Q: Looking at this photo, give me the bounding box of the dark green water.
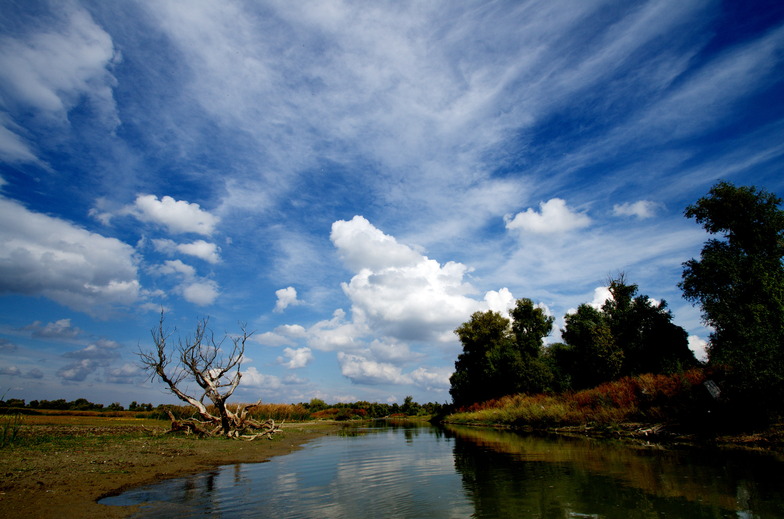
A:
[101,423,784,518]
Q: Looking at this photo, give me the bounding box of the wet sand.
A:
[0,421,342,518]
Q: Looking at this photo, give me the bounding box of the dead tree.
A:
[138,311,281,439]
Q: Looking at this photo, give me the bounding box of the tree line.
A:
[450,182,784,423]
[0,398,155,412]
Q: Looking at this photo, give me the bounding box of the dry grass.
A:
[446,369,708,428]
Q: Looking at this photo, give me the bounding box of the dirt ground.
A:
[0,417,342,518]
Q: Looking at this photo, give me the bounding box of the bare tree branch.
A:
[137,310,275,439]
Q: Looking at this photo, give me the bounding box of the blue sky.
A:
[1,0,783,406]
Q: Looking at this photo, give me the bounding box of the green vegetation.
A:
[449,278,696,407]
[450,298,554,407]
[552,275,697,391]
[680,181,784,421]
[448,181,784,430]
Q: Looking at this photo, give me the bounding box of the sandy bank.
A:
[0,421,342,519]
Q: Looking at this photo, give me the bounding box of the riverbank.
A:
[0,417,343,518]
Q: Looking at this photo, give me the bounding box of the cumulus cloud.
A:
[57,359,101,382]
[153,259,219,306]
[58,339,122,382]
[278,347,313,369]
[240,366,282,389]
[331,216,423,272]
[181,280,219,306]
[0,365,21,376]
[613,200,660,219]
[331,216,499,343]
[337,352,408,386]
[25,318,81,339]
[117,195,218,236]
[0,365,44,379]
[0,197,140,315]
[63,338,121,360]
[274,286,301,313]
[336,351,451,392]
[505,198,591,234]
[105,363,143,384]
[253,324,308,347]
[153,238,221,264]
[588,286,613,310]
[261,217,525,389]
[688,335,708,363]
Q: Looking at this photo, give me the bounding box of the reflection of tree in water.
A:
[447,425,784,518]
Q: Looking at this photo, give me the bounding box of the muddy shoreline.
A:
[0,421,343,519]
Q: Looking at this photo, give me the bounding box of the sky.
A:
[1,0,783,407]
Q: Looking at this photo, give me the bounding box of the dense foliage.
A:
[449,181,784,429]
[450,299,554,407]
[680,181,784,419]
[450,280,696,406]
[553,276,697,391]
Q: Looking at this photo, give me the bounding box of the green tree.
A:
[450,299,554,406]
[562,304,623,389]
[603,276,695,376]
[680,181,784,415]
[559,276,695,391]
[450,310,511,406]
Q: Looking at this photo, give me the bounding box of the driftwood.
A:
[139,312,282,440]
[164,402,283,440]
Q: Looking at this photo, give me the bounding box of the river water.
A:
[101,423,784,518]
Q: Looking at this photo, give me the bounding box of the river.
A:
[101,422,784,518]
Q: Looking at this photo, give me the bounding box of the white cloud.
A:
[336,351,451,392]
[253,324,308,347]
[105,363,143,384]
[153,259,219,306]
[0,3,119,128]
[181,280,219,306]
[409,366,452,392]
[613,200,660,219]
[0,116,39,164]
[155,259,196,279]
[483,288,516,316]
[688,335,708,363]
[240,366,282,389]
[26,318,81,339]
[337,352,408,386]
[331,216,422,272]
[306,309,365,352]
[58,338,122,382]
[63,338,121,360]
[589,286,613,310]
[153,238,220,264]
[274,286,301,313]
[57,359,101,382]
[0,197,140,315]
[278,347,313,369]
[127,195,219,236]
[506,199,591,234]
[330,216,510,344]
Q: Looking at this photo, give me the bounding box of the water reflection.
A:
[447,425,784,518]
[101,423,784,518]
